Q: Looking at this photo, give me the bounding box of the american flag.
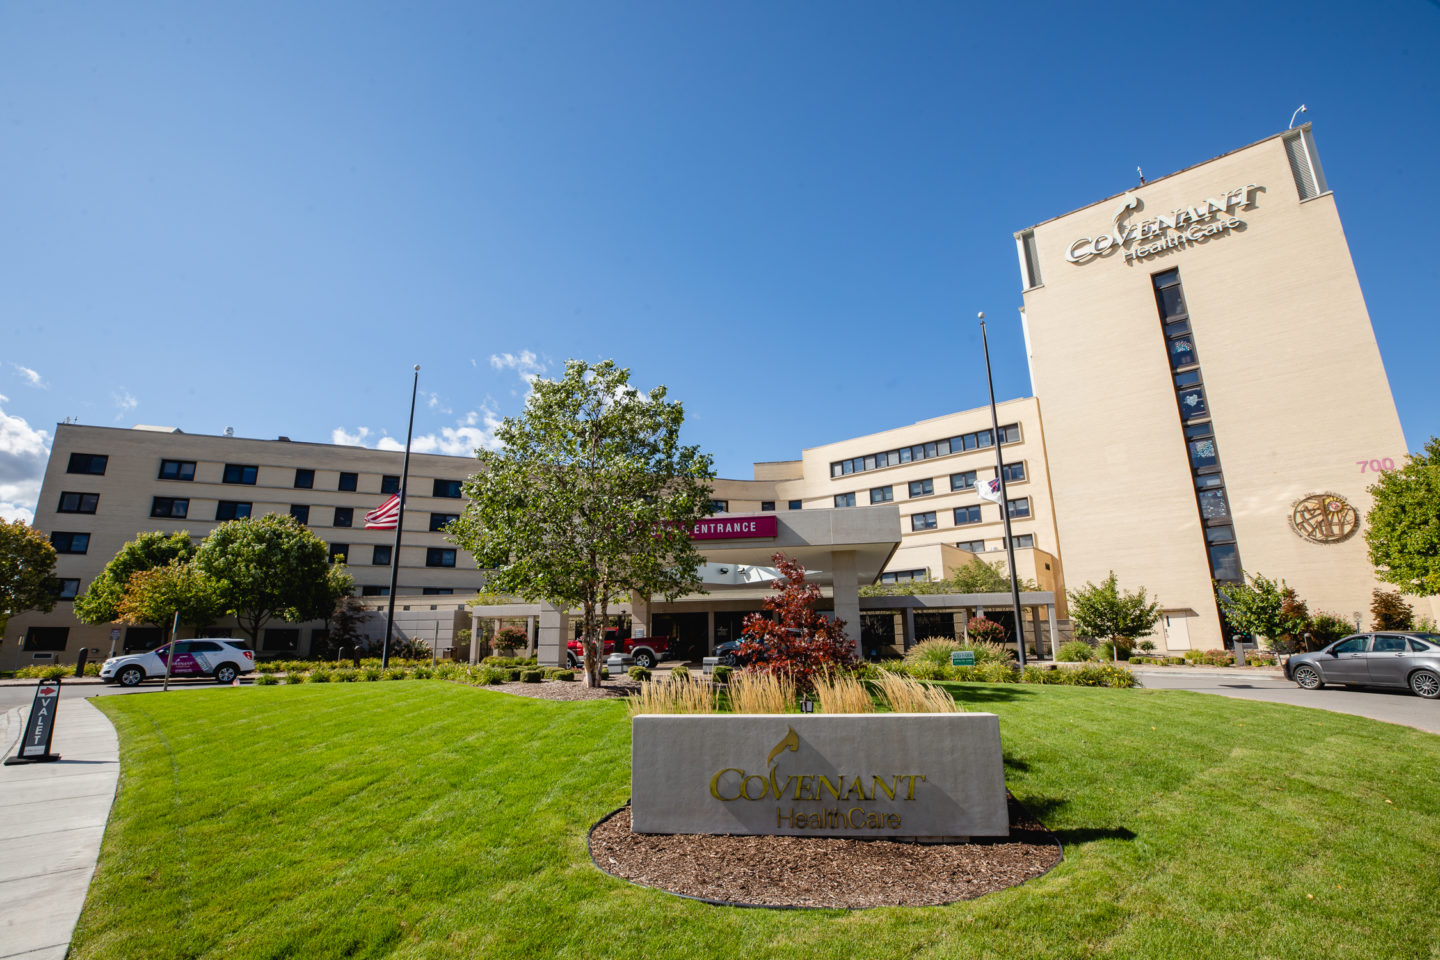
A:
[364,493,402,529]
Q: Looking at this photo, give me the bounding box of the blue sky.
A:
[3,2,1438,522]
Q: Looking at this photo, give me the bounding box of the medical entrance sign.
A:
[631,713,1008,840]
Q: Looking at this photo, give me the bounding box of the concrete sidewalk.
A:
[1,693,120,960]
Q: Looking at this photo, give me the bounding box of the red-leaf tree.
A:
[737,553,856,692]
[966,616,1006,645]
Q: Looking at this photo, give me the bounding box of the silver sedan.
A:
[1285,632,1440,700]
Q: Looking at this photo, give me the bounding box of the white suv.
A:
[100,639,256,687]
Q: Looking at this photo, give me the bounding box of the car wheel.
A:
[214,663,239,684]
[118,665,144,687]
[1292,664,1324,690]
[632,650,655,669]
[1409,669,1440,700]
[720,652,737,667]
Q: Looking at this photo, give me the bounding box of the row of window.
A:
[955,534,1035,552]
[328,545,457,567]
[830,424,1021,478]
[71,453,464,498]
[143,495,461,531]
[910,499,1031,532]
[878,569,929,583]
[719,500,805,512]
[1153,269,1240,583]
[833,464,1026,509]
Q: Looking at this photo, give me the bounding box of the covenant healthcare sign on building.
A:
[631,714,1009,840]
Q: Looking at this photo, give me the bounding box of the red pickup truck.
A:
[567,628,674,669]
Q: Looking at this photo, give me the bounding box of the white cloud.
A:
[10,363,46,389]
[335,408,503,458]
[0,400,51,523]
[490,350,548,393]
[112,390,138,421]
[425,392,452,414]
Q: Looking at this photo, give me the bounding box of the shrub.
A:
[1164,656,1184,665]
[284,670,306,684]
[976,661,1020,683]
[309,669,334,683]
[1064,664,1138,688]
[1057,640,1094,662]
[505,668,524,682]
[255,673,279,685]
[1202,649,1235,666]
[1183,649,1205,662]
[411,666,433,679]
[361,666,382,681]
[966,617,1007,645]
[1098,641,1115,661]
[553,669,575,682]
[41,665,68,680]
[599,666,610,680]
[1245,651,1277,666]
[383,667,408,680]
[333,668,358,683]
[907,661,945,682]
[711,665,733,684]
[474,667,507,685]
[257,662,279,674]
[520,669,543,683]
[627,665,651,682]
[670,665,690,680]
[84,663,101,676]
[904,637,964,668]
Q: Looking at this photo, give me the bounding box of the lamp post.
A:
[979,313,1027,667]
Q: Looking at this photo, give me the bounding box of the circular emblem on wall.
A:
[1289,493,1359,545]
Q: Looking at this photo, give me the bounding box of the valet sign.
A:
[631,713,1009,840]
[1066,183,1263,267]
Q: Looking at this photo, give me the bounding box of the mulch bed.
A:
[588,797,1061,909]
[479,678,641,702]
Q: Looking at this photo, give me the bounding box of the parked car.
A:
[99,639,256,687]
[715,637,770,667]
[566,630,675,669]
[1284,632,1440,699]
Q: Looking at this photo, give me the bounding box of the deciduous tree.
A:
[1213,571,1309,652]
[75,531,196,627]
[1366,437,1440,595]
[115,560,225,634]
[0,518,58,629]
[449,359,714,687]
[738,553,855,693]
[1370,589,1414,631]
[1069,571,1162,655]
[195,515,335,647]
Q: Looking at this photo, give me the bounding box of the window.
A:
[334,507,353,527]
[1188,437,1219,470]
[711,500,729,514]
[951,471,976,491]
[426,548,456,567]
[829,425,1019,477]
[1019,229,1043,288]
[1007,498,1031,519]
[1168,333,1198,369]
[433,479,463,498]
[870,486,893,504]
[908,479,933,498]
[429,513,458,532]
[1154,269,1187,320]
[1197,486,1230,520]
[1372,635,1407,653]
[50,531,90,554]
[216,501,252,521]
[361,585,390,597]
[373,545,392,565]
[955,539,986,552]
[1001,462,1026,483]
[788,500,802,511]
[123,627,163,653]
[294,468,315,489]
[262,628,300,653]
[954,505,982,525]
[223,464,258,485]
[158,459,195,481]
[67,453,108,475]
[1409,638,1435,653]
[329,543,349,563]
[1177,386,1208,420]
[760,501,775,511]
[381,475,400,494]
[911,512,937,531]
[55,578,80,600]
[879,569,929,584]
[1332,636,1368,654]
[23,626,69,652]
[1010,534,1035,548]
[57,492,99,514]
[1208,542,1241,582]
[339,472,358,492]
[151,497,188,519]
[422,587,454,595]
[834,493,856,508]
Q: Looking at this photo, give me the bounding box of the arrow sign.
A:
[5,677,63,765]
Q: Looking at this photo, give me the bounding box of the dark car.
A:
[1284,632,1440,699]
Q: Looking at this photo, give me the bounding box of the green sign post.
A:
[951,651,976,667]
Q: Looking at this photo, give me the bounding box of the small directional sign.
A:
[5,677,62,765]
[951,651,976,667]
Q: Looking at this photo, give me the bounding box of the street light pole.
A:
[980,313,1027,667]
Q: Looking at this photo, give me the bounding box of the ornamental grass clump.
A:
[727,670,795,714]
[873,669,959,713]
[1057,640,1095,662]
[812,670,874,713]
[254,674,278,686]
[284,670,306,685]
[308,669,334,683]
[627,673,715,716]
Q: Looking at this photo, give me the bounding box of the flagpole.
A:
[979,314,1027,668]
[382,365,420,669]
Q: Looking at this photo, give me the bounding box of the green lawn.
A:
[74,681,1440,960]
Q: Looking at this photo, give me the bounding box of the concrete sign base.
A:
[631,713,1008,840]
